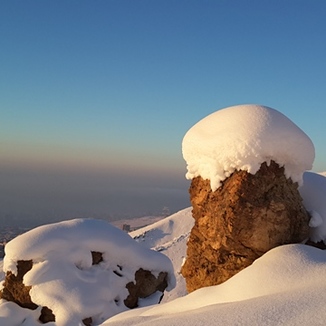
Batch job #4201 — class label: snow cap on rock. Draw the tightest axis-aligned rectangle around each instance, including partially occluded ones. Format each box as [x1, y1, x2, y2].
[182, 104, 315, 191]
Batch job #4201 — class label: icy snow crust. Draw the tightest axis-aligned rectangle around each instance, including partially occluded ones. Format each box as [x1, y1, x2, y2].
[182, 104, 315, 191]
[3, 218, 175, 326]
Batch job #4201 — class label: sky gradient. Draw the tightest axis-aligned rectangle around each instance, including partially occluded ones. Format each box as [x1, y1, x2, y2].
[1, 1, 326, 225]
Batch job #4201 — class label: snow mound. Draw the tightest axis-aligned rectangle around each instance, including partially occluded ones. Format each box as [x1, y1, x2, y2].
[182, 104, 315, 191]
[2, 218, 175, 326]
[300, 172, 326, 243]
[102, 244, 326, 326]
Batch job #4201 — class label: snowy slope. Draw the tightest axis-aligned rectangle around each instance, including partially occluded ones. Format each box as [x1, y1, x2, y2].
[102, 172, 326, 326]
[300, 171, 326, 242]
[103, 244, 326, 326]
[130, 207, 193, 302]
[2, 206, 326, 325]
[2, 181, 326, 326]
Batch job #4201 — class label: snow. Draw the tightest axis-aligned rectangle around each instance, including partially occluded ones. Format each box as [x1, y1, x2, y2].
[1, 218, 175, 326]
[101, 244, 326, 326]
[300, 171, 326, 242]
[182, 104, 315, 191]
[131, 207, 193, 302]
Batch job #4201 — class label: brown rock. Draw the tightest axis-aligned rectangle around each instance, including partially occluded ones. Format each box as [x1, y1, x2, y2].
[0, 251, 103, 324]
[124, 268, 168, 308]
[39, 307, 55, 323]
[82, 317, 93, 326]
[0, 260, 37, 310]
[305, 240, 326, 250]
[91, 251, 103, 265]
[181, 161, 310, 293]
[0, 260, 56, 323]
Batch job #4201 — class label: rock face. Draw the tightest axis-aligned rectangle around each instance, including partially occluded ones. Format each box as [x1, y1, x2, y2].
[181, 161, 310, 293]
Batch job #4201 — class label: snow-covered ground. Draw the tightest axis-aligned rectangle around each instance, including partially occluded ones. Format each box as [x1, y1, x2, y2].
[1, 172, 326, 325]
[1, 173, 326, 326]
[102, 170, 326, 325]
[130, 207, 193, 303]
[300, 172, 326, 242]
[1, 105, 326, 325]
[103, 244, 326, 326]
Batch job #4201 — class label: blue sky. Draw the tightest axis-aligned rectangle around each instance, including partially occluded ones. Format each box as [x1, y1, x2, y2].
[1, 1, 326, 224]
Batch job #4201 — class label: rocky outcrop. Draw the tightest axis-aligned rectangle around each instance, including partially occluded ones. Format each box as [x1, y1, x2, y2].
[181, 161, 310, 293]
[0, 253, 169, 325]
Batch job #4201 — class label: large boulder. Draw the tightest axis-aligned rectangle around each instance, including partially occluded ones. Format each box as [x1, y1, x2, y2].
[181, 161, 310, 292]
[181, 105, 315, 293]
[0, 219, 175, 325]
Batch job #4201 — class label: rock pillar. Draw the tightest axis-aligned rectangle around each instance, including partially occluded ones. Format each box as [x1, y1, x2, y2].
[181, 161, 310, 293]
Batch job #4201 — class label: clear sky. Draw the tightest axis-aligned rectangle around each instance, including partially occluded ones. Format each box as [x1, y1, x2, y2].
[1, 0, 326, 225]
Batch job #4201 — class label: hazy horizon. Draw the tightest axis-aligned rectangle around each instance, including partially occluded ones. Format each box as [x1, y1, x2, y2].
[0, 162, 190, 226]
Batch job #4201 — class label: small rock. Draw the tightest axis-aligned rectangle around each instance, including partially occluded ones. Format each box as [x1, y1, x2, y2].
[124, 268, 168, 308]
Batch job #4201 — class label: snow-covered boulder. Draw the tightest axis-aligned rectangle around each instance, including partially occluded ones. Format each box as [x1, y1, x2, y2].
[181, 105, 314, 292]
[0, 218, 175, 326]
[182, 104, 315, 191]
